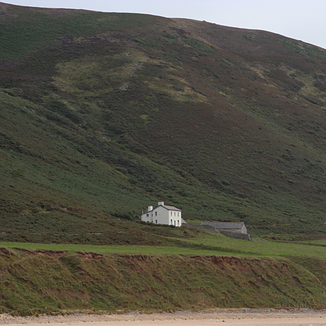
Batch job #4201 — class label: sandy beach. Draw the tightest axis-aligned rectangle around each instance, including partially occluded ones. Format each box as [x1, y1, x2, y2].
[1, 309, 326, 326]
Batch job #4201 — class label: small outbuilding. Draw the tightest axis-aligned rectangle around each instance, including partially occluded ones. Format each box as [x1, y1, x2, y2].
[201, 221, 247, 234]
[141, 201, 182, 227]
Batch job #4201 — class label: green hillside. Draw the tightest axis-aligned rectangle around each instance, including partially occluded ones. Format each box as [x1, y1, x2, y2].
[1, 3, 326, 241]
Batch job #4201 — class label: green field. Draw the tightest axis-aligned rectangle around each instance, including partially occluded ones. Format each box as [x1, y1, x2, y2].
[300, 239, 326, 246]
[2, 231, 326, 258]
[0, 242, 233, 256]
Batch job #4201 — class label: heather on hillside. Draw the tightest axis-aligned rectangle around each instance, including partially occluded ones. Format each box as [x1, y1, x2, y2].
[1, 3, 326, 241]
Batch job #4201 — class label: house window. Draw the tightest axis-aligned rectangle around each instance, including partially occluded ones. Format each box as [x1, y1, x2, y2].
[174, 212, 176, 216]
[170, 219, 172, 225]
[155, 220, 157, 224]
[155, 211, 157, 216]
[146, 214, 149, 217]
[174, 220, 176, 226]
[177, 220, 179, 226]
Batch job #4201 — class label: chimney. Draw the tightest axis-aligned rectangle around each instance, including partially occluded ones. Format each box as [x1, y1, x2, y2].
[158, 201, 164, 206]
[148, 206, 153, 212]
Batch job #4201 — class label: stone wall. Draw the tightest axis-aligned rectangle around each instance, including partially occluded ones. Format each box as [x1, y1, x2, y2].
[219, 230, 251, 241]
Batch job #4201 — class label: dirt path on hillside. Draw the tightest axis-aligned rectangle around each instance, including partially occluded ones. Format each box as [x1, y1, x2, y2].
[1, 309, 326, 326]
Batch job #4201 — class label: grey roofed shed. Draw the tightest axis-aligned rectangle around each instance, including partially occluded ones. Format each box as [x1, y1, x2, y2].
[201, 222, 247, 234]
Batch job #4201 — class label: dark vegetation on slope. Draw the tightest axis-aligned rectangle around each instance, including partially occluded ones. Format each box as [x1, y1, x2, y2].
[0, 247, 325, 315]
[1, 3, 326, 241]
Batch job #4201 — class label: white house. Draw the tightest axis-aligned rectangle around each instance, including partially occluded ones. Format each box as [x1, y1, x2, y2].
[141, 201, 182, 227]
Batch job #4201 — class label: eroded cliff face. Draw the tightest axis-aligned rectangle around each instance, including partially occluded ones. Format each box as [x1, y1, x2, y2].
[0, 248, 324, 315]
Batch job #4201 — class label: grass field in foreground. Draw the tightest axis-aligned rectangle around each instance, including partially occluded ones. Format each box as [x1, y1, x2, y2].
[299, 239, 326, 246]
[178, 233, 326, 258]
[1, 247, 325, 314]
[0, 241, 232, 256]
[2, 231, 326, 258]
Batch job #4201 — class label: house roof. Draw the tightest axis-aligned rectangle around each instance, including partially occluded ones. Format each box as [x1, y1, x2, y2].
[161, 205, 181, 211]
[201, 222, 245, 229]
[143, 204, 181, 213]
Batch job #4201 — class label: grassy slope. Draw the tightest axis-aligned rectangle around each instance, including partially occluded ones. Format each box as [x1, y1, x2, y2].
[1, 2, 326, 243]
[1, 5, 326, 315]
[0, 247, 325, 315]
[2, 234, 326, 314]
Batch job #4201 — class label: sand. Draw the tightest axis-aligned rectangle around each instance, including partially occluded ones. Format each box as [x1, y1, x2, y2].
[1, 309, 326, 326]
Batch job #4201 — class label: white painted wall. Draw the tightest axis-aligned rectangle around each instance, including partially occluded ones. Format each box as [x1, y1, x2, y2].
[141, 203, 182, 227]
